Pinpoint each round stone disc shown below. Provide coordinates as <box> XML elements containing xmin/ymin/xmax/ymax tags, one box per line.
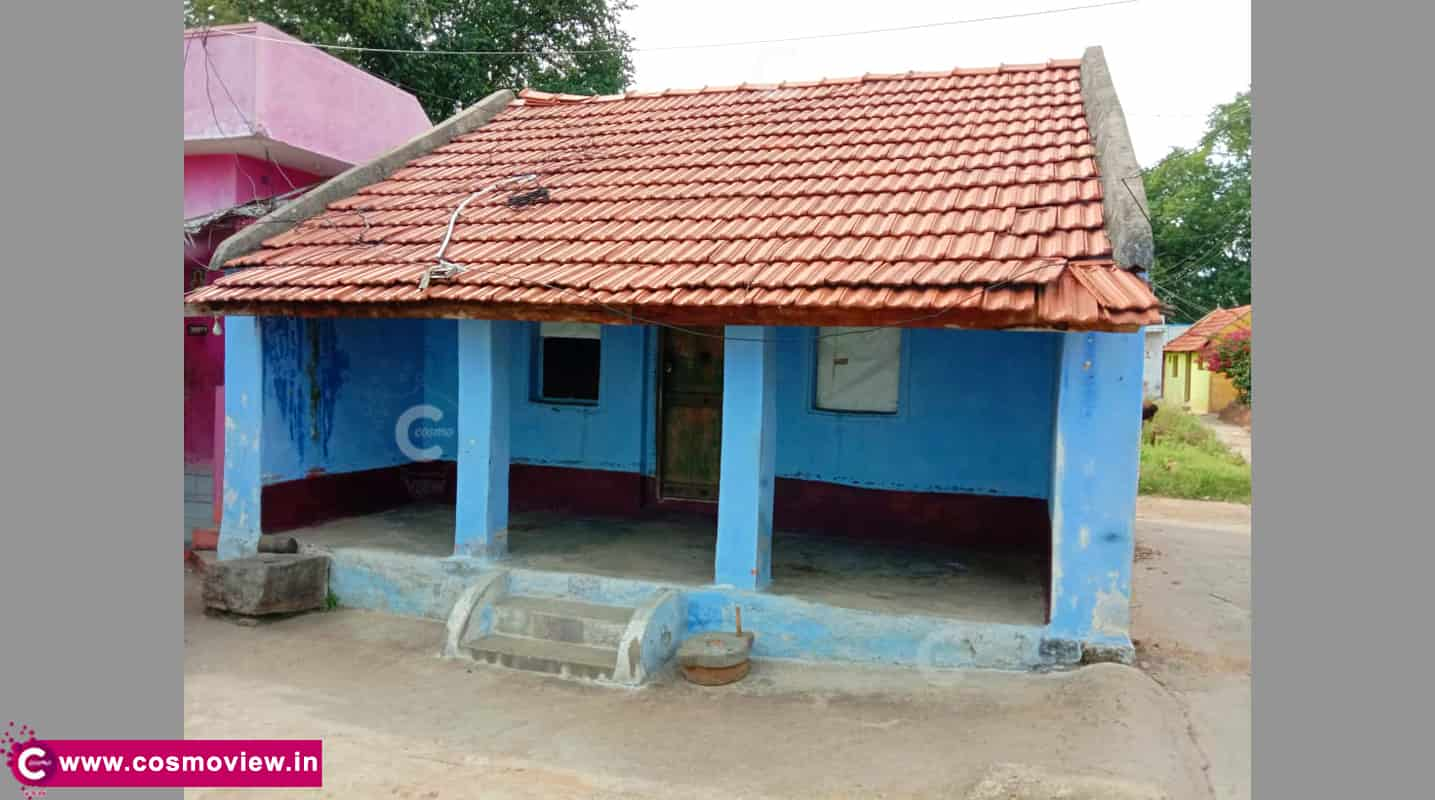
<box><xmin>681</xmin><ymin>660</ymin><xmax>751</xmax><ymax>686</ymax></box>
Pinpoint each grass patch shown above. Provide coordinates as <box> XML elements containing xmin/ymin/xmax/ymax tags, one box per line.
<box><xmin>1140</xmin><ymin>404</ymin><xmax>1251</xmax><ymax>504</ymax></box>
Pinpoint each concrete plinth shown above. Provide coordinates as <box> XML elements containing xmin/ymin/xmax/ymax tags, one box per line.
<box><xmin>203</xmin><ymin>552</ymin><xmax>330</xmax><ymax>616</ymax></box>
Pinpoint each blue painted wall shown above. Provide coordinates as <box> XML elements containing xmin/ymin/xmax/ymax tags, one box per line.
<box><xmin>715</xmin><ymin>326</ymin><xmax>778</xmax><ymax>589</ymax></box>
<box><xmin>774</xmin><ymin>327</ymin><xmax>1059</xmax><ymax>498</ymax></box>
<box><xmin>218</xmin><ymin>316</ymin><xmax>264</xmax><ymax>559</ymax></box>
<box><xmin>257</xmin><ymin>319</ymin><xmax>1062</xmax><ymax>504</ymax></box>
<box><xmin>421</xmin><ymin>320</ymin><xmax>652</xmax><ymax>474</ymax></box>
<box><xmin>417</xmin><ymin>322</ymin><xmax>1059</xmax><ymax>501</ymax></box>
<box><xmin>259</xmin><ymin>317</ymin><xmax>426</xmax><ymax>484</ymax></box>
<box><xmin>454</xmin><ymin>319</ymin><xmax>516</xmax><ymax>560</ymax></box>
<box><xmin>1047</xmin><ymin>331</ymin><xmax>1144</xmax><ymax>651</ymax></box>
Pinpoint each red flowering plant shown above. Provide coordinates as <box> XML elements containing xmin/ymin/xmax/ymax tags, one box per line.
<box><xmin>1199</xmin><ymin>327</ymin><xmax>1252</xmax><ymax>405</ymax></box>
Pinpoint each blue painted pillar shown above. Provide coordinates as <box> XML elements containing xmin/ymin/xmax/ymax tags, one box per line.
<box><xmin>715</xmin><ymin>325</ymin><xmax>777</xmax><ymax>590</ymax></box>
<box><xmin>1048</xmin><ymin>331</ymin><xmax>1145</xmax><ymax>653</ymax></box>
<box><xmin>218</xmin><ymin>316</ymin><xmax>263</xmax><ymax>560</ymax></box>
<box><xmin>454</xmin><ymin>319</ymin><xmax>514</xmax><ymax>560</ymax></box>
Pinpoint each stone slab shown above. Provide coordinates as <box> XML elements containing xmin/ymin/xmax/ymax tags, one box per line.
<box><xmin>203</xmin><ymin>553</ymin><xmax>330</xmax><ymax>616</ymax></box>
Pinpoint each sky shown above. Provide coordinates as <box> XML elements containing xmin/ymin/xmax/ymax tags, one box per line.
<box><xmin>621</xmin><ymin>0</ymin><xmax>1250</xmax><ymax>166</ymax></box>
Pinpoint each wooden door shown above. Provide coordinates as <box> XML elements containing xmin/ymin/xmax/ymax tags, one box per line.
<box><xmin>658</xmin><ymin>328</ymin><xmax>724</xmax><ymax>501</ymax></box>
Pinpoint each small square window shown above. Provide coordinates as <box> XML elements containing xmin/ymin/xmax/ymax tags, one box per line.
<box><xmin>537</xmin><ymin>322</ymin><xmax>601</xmax><ymax>403</ymax></box>
<box><xmin>815</xmin><ymin>327</ymin><xmax>901</xmax><ymax>413</ymax></box>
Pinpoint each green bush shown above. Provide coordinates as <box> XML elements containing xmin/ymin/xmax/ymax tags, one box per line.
<box><xmin>1140</xmin><ymin>404</ymin><xmax>1251</xmax><ymax>503</ymax></box>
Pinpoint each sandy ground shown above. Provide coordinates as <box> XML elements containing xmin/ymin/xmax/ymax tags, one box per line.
<box><xmin>185</xmin><ymin>498</ymin><xmax>1249</xmax><ymax>799</ymax></box>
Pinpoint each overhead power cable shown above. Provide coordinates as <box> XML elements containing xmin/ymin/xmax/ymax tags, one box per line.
<box><xmin>202</xmin><ymin>1</ymin><xmax>1139</xmax><ymax>58</ymax></box>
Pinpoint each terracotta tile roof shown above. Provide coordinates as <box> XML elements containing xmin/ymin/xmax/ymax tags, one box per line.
<box><xmin>186</xmin><ymin>60</ymin><xmax>1161</xmax><ymax>330</ymax></box>
<box><xmin>1164</xmin><ymin>305</ymin><xmax>1251</xmax><ymax>352</ymax></box>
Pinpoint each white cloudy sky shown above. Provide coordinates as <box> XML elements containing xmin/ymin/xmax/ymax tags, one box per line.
<box><xmin>621</xmin><ymin>0</ymin><xmax>1250</xmax><ymax>166</ymax></box>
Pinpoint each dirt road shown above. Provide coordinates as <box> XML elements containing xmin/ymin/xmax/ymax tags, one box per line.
<box><xmin>1134</xmin><ymin>496</ymin><xmax>1252</xmax><ymax>800</ymax></box>
<box><xmin>185</xmin><ymin>498</ymin><xmax>1249</xmax><ymax>799</ymax></box>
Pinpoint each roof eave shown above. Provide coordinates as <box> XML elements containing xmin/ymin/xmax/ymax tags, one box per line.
<box><xmin>181</xmin><ymin>299</ymin><xmax>1152</xmax><ymax>333</ymax></box>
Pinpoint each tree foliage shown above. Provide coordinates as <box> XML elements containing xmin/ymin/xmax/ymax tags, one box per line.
<box><xmin>1144</xmin><ymin>91</ymin><xmax>1251</xmax><ymax>322</ymax></box>
<box><xmin>184</xmin><ymin>0</ymin><xmax>635</xmax><ymax>122</ymax></box>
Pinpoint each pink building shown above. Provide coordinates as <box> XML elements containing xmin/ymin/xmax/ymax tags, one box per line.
<box><xmin>183</xmin><ymin>23</ymin><xmax>430</xmax><ymax>542</ymax></box>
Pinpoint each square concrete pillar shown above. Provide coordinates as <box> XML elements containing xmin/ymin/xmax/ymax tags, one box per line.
<box><xmin>218</xmin><ymin>316</ymin><xmax>263</xmax><ymax>561</ymax></box>
<box><xmin>714</xmin><ymin>325</ymin><xmax>777</xmax><ymax>590</ymax></box>
<box><xmin>454</xmin><ymin>319</ymin><xmax>514</xmax><ymax>560</ymax></box>
<box><xmin>1048</xmin><ymin>331</ymin><xmax>1144</xmax><ymax>658</ymax></box>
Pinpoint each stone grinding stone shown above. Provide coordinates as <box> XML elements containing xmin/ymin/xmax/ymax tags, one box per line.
<box><xmin>676</xmin><ymin>631</ymin><xmax>754</xmax><ymax>670</ymax></box>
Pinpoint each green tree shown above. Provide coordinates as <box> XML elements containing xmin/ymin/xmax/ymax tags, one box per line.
<box><xmin>184</xmin><ymin>0</ymin><xmax>635</xmax><ymax>122</ymax></box>
<box><xmin>1144</xmin><ymin>91</ymin><xmax>1251</xmax><ymax>322</ymax></box>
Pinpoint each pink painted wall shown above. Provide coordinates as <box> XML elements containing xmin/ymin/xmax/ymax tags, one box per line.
<box><xmin>182</xmin><ymin>24</ymin><xmax>431</xmax><ymax>474</ymax></box>
<box><xmin>184</xmin><ymin>154</ymin><xmax>322</xmax><ymax>222</ymax></box>
<box><xmin>185</xmin><ymin>155</ymin><xmax>325</xmax><ymax>470</ymax></box>
<box><xmin>183</xmin><ymin>23</ymin><xmax>431</xmax><ymax>173</ymax></box>
<box><xmin>184</xmin><ymin>227</ymin><xmax>229</xmax><ymax>470</ymax></box>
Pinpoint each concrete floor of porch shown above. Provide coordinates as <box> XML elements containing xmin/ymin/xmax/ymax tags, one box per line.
<box><xmin>289</xmin><ymin>503</ymin><xmax>1047</xmax><ymax>626</ymax></box>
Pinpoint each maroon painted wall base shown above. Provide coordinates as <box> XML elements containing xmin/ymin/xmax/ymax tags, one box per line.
<box><xmin>261</xmin><ymin>463</ymin><xmax>1048</xmax><ymax>552</ymax></box>
<box><xmin>511</xmin><ymin>464</ymin><xmax>646</xmax><ymax>516</ymax></box>
<box><xmin>774</xmin><ymin>477</ymin><xmax>1049</xmax><ymax>552</ymax></box>
<box><xmin>261</xmin><ymin>465</ymin><xmax>428</xmax><ymax>532</ymax></box>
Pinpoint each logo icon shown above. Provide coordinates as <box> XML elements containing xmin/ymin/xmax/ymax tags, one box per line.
<box><xmin>4</xmin><ymin>723</ymin><xmax>50</xmax><ymax>799</ymax></box>
<box><xmin>395</xmin><ymin>404</ymin><xmax>452</xmax><ymax>462</ymax></box>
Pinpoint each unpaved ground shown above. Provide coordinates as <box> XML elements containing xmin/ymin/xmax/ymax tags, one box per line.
<box><xmin>1198</xmin><ymin>414</ymin><xmax>1253</xmax><ymax>464</ymax></box>
<box><xmin>185</xmin><ymin>498</ymin><xmax>1249</xmax><ymax>799</ymax></box>
<box><xmin>1132</xmin><ymin>497</ymin><xmax>1252</xmax><ymax>800</ymax></box>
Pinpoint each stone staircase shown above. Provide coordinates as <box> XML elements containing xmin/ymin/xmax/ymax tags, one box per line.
<box><xmin>442</xmin><ymin>570</ymin><xmax>686</xmax><ymax>686</ymax></box>
<box><xmin>466</xmin><ymin>595</ymin><xmax>635</xmax><ymax>681</ymax></box>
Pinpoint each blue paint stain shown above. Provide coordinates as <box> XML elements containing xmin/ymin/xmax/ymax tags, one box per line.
<box><xmin>261</xmin><ymin>318</ymin><xmax>424</xmax><ymax>483</ymax></box>
<box><xmin>263</xmin><ymin>318</ymin><xmax>310</xmax><ymax>464</ymax></box>
<box><xmin>310</xmin><ymin>319</ymin><xmax>350</xmax><ymax>460</ymax></box>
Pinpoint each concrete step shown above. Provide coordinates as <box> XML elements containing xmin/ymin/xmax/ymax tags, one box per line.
<box><xmin>465</xmin><ymin>634</ymin><xmax>618</xmax><ymax>681</ymax></box>
<box><xmin>493</xmin><ymin>595</ymin><xmax>633</xmax><ymax>648</ymax></box>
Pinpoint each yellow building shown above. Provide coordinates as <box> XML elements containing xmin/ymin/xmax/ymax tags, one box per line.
<box><xmin>1162</xmin><ymin>305</ymin><xmax>1251</xmax><ymax>415</ymax></box>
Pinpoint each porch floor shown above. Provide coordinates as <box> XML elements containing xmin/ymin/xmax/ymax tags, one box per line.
<box><xmin>290</xmin><ymin>504</ymin><xmax>1047</xmax><ymax>626</ymax></box>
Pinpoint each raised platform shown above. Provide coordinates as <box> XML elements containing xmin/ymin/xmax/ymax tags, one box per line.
<box><xmin>288</xmin><ymin>504</ymin><xmax>1068</xmax><ymax>673</ymax></box>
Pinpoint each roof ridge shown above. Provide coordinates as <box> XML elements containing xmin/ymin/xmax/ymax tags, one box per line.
<box><xmin>517</xmin><ymin>58</ymin><xmax>1083</xmax><ymax>105</ymax></box>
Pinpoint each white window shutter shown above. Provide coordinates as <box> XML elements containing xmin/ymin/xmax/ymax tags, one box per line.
<box><xmin>539</xmin><ymin>322</ymin><xmax>601</xmax><ymax>340</ymax></box>
<box><xmin>815</xmin><ymin>327</ymin><xmax>900</xmax><ymax>412</ymax></box>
